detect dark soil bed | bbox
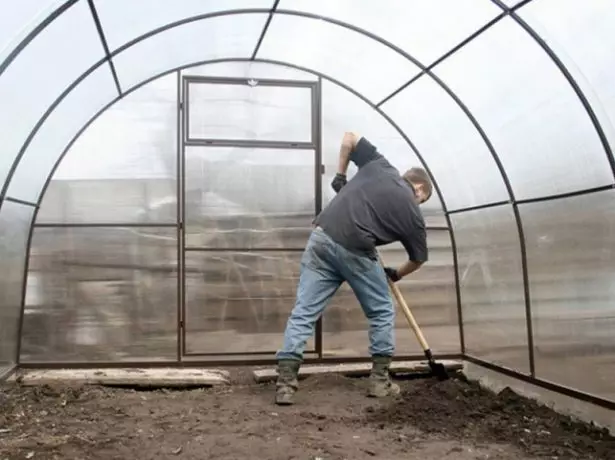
[0,369,613,459]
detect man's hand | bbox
[383,266,401,282]
[331,173,347,193]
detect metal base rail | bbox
[464,354,615,411]
[14,353,462,370]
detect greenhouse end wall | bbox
[16,64,459,365]
[0,0,614,423]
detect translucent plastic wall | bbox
[1,1,614,408]
[17,63,457,364]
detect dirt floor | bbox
[1,369,613,460]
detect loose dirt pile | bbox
[0,369,613,459]
[365,375,614,459]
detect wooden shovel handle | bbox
[377,254,430,352]
[387,278,430,351]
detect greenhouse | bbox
[1,1,614,458]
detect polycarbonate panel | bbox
[21,226,177,363]
[184,251,314,355]
[0,0,61,64]
[187,82,313,143]
[521,189,615,401]
[278,0,501,65]
[320,80,447,227]
[37,74,177,224]
[258,14,421,103]
[95,0,271,51]
[0,201,33,369]
[433,17,614,201]
[519,0,615,156]
[112,13,268,91]
[382,76,509,210]
[452,205,529,373]
[0,0,105,193]
[184,147,315,249]
[7,66,118,202]
[322,230,458,357]
[182,61,317,81]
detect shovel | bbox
[378,255,450,380]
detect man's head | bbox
[402,167,432,204]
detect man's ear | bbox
[415,183,427,203]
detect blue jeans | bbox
[276,227,395,361]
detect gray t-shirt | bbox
[314,136,428,263]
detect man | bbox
[275,132,432,405]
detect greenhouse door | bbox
[178,74,322,362]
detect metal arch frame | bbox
[0,0,79,78]
[14,56,461,365]
[491,0,615,180]
[1,8,468,361]
[2,4,614,409]
[1,5,523,362]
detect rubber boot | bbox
[367,355,400,398]
[275,359,300,405]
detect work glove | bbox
[383,266,401,282]
[331,173,347,193]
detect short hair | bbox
[403,167,433,200]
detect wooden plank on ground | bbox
[9,368,231,388]
[252,360,463,383]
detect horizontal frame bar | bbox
[448,183,615,215]
[17,353,462,369]
[34,222,178,228]
[4,196,39,208]
[516,184,615,205]
[426,225,450,231]
[185,246,306,252]
[184,138,315,150]
[448,200,510,215]
[464,355,615,411]
[50,260,179,273]
[31,226,449,234]
[182,350,317,357]
[184,74,316,88]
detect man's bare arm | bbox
[337,131,360,175]
[396,259,424,278]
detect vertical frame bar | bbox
[176,70,183,362]
[180,75,189,357]
[449,227,465,354]
[314,77,323,359]
[515,202,536,377]
[183,79,191,144]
